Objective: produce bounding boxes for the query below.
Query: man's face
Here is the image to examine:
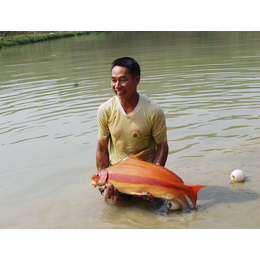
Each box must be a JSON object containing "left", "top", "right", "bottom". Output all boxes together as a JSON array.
[{"left": 111, "top": 66, "right": 140, "bottom": 101}]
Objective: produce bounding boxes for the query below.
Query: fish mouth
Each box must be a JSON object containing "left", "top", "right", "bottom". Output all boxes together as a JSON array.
[{"left": 90, "top": 180, "right": 97, "bottom": 187}]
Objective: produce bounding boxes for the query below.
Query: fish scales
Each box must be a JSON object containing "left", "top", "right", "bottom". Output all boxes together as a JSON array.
[
  {"left": 108, "top": 157, "right": 184, "bottom": 184},
  {"left": 108, "top": 173, "right": 185, "bottom": 200},
  {"left": 108, "top": 172, "right": 192, "bottom": 199}
]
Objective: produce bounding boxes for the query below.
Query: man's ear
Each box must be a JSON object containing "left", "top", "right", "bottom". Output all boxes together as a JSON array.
[{"left": 134, "top": 75, "right": 141, "bottom": 85}]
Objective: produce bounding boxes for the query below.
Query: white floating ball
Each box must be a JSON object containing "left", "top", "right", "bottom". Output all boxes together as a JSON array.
[
  {"left": 167, "top": 200, "right": 182, "bottom": 210},
  {"left": 229, "top": 169, "right": 245, "bottom": 184}
]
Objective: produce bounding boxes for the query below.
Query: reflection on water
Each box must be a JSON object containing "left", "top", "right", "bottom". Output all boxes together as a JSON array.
[{"left": 1, "top": 32, "right": 260, "bottom": 228}]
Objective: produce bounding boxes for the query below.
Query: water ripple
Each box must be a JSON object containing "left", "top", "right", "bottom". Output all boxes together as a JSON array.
[{"left": 1, "top": 32, "right": 260, "bottom": 228}]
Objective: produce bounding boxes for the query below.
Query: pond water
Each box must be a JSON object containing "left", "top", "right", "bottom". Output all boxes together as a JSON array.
[{"left": 1, "top": 31, "right": 260, "bottom": 229}]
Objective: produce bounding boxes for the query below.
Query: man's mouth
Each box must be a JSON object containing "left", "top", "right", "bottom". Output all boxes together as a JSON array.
[{"left": 117, "top": 91, "right": 126, "bottom": 95}]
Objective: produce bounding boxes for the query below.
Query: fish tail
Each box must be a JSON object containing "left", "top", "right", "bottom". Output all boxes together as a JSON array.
[{"left": 187, "top": 185, "right": 206, "bottom": 209}]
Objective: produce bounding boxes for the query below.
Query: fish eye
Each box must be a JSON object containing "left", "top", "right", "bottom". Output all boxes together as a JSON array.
[{"left": 96, "top": 173, "right": 99, "bottom": 177}]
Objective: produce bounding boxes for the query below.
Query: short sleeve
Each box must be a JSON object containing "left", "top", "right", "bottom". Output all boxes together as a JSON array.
[
  {"left": 151, "top": 109, "right": 167, "bottom": 144},
  {"left": 97, "top": 105, "right": 110, "bottom": 141}
]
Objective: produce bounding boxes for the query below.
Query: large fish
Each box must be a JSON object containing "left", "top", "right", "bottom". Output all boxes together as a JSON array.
[{"left": 90, "top": 150, "right": 206, "bottom": 209}]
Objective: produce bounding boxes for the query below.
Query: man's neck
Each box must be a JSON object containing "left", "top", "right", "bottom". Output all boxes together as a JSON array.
[{"left": 119, "top": 93, "right": 140, "bottom": 114}]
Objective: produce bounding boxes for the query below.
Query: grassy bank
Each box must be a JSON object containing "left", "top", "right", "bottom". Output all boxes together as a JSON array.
[{"left": 0, "top": 31, "right": 100, "bottom": 48}]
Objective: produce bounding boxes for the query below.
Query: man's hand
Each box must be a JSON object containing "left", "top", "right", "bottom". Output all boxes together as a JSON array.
[
  {"left": 139, "top": 191, "right": 154, "bottom": 200},
  {"left": 99, "top": 184, "right": 119, "bottom": 204},
  {"left": 99, "top": 184, "right": 118, "bottom": 198}
]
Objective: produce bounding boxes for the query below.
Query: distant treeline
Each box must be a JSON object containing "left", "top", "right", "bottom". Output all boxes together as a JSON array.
[{"left": 0, "top": 31, "right": 101, "bottom": 48}]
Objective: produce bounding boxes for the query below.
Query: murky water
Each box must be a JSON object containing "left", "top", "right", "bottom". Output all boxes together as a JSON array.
[{"left": 1, "top": 32, "right": 260, "bottom": 228}]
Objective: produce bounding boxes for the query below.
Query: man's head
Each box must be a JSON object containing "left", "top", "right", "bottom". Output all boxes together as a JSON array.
[
  {"left": 110, "top": 57, "right": 141, "bottom": 101},
  {"left": 111, "top": 57, "right": 141, "bottom": 79}
]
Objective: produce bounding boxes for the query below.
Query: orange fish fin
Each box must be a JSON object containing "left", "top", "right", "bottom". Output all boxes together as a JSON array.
[
  {"left": 175, "top": 194, "right": 190, "bottom": 208},
  {"left": 103, "top": 184, "right": 110, "bottom": 205},
  {"left": 187, "top": 185, "right": 206, "bottom": 209},
  {"left": 130, "top": 149, "right": 155, "bottom": 161}
]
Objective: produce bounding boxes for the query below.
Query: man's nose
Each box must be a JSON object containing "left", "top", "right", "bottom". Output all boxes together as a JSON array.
[{"left": 114, "top": 81, "right": 122, "bottom": 89}]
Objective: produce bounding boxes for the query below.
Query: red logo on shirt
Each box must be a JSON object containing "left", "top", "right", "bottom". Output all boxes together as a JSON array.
[{"left": 130, "top": 130, "right": 142, "bottom": 138}]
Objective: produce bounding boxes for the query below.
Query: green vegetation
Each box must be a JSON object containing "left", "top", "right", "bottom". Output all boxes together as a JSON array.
[{"left": 0, "top": 31, "right": 100, "bottom": 48}]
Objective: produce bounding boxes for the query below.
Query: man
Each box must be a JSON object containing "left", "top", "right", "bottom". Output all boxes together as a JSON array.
[{"left": 96, "top": 57, "right": 168, "bottom": 199}]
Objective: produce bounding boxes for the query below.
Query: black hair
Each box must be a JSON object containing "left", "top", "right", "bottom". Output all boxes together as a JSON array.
[{"left": 111, "top": 57, "right": 141, "bottom": 78}]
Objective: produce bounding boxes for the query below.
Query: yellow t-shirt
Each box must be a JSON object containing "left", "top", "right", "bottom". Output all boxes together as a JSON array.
[{"left": 97, "top": 94, "right": 167, "bottom": 164}]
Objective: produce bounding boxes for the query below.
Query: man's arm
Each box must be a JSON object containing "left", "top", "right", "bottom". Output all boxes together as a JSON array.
[
  {"left": 153, "top": 141, "right": 169, "bottom": 167},
  {"left": 96, "top": 139, "right": 119, "bottom": 200},
  {"left": 96, "top": 139, "right": 109, "bottom": 171}
]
